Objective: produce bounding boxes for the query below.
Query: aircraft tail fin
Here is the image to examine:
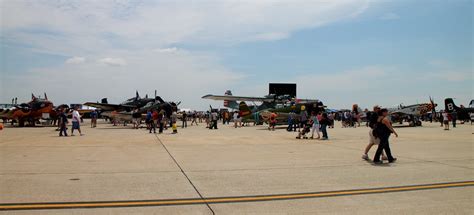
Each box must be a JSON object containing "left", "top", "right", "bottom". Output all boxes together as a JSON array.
[
  {"left": 223, "top": 90, "right": 239, "bottom": 109},
  {"left": 239, "top": 101, "right": 252, "bottom": 117},
  {"left": 444, "top": 98, "right": 459, "bottom": 113}
]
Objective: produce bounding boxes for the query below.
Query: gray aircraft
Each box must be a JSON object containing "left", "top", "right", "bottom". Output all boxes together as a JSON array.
[
  {"left": 388, "top": 98, "right": 436, "bottom": 126},
  {"left": 84, "top": 91, "right": 154, "bottom": 112}
]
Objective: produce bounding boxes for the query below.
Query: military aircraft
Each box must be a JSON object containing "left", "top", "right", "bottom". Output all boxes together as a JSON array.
[
  {"left": 239, "top": 100, "right": 326, "bottom": 125},
  {"left": 100, "top": 96, "right": 179, "bottom": 125},
  {"left": 202, "top": 90, "right": 319, "bottom": 111},
  {"left": 444, "top": 98, "right": 474, "bottom": 121},
  {"left": 0, "top": 93, "right": 56, "bottom": 126},
  {"left": 388, "top": 98, "right": 437, "bottom": 126},
  {"left": 84, "top": 91, "right": 155, "bottom": 112},
  {"left": 203, "top": 90, "right": 321, "bottom": 124}
]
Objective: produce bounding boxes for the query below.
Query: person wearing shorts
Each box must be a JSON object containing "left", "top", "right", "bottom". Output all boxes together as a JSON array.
[
  {"left": 442, "top": 112, "right": 449, "bottom": 130},
  {"left": 71, "top": 106, "right": 83, "bottom": 136}
]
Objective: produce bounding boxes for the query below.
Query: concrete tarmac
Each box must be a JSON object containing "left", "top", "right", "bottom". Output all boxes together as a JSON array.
[{"left": 0, "top": 120, "right": 472, "bottom": 214}]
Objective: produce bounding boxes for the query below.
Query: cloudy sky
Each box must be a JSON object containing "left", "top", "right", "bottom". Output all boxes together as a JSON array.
[{"left": 1, "top": 0, "right": 472, "bottom": 110}]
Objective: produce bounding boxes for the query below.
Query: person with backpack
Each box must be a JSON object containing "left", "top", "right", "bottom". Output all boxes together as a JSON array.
[
  {"left": 373, "top": 108, "right": 398, "bottom": 164},
  {"left": 362, "top": 106, "right": 387, "bottom": 160}
]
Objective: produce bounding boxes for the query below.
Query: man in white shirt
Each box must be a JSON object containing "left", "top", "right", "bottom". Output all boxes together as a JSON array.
[
  {"left": 71, "top": 106, "right": 83, "bottom": 136},
  {"left": 233, "top": 111, "right": 241, "bottom": 128}
]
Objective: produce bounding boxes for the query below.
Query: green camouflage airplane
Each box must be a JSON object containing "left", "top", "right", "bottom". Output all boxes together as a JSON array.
[{"left": 239, "top": 100, "right": 326, "bottom": 125}]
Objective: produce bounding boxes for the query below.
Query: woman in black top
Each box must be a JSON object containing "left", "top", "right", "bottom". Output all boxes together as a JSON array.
[{"left": 373, "top": 109, "right": 398, "bottom": 164}]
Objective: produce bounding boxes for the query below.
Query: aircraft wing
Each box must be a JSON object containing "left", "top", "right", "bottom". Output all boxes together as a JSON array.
[
  {"left": 83, "top": 102, "right": 135, "bottom": 111},
  {"left": 202, "top": 94, "right": 274, "bottom": 102}
]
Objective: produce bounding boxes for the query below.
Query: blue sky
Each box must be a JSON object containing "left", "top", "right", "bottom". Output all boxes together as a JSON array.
[{"left": 0, "top": 0, "right": 472, "bottom": 109}]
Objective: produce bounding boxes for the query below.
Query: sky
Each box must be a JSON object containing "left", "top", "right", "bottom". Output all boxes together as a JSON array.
[{"left": 0, "top": 0, "right": 472, "bottom": 110}]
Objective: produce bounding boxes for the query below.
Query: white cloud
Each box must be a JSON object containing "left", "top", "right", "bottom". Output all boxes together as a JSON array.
[
  {"left": 0, "top": 0, "right": 372, "bottom": 109},
  {"left": 380, "top": 12, "right": 400, "bottom": 20},
  {"left": 1, "top": 0, "right": 371, "bottom": 54},
  {"left": 154, "top": 47, "right": 179, "bottom": 53},
  {"left": 65, "top": 56, "right": 85, "bottom": 64},
  {"left": 1, "top": 50, "right": 245, "bottom": 109},
  {"left": 97, "top": 57, "right": 127, "bottom": 66}
]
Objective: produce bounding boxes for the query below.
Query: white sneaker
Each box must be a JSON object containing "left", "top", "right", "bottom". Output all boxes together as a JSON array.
[{"left": 362, "top": 154, "right": 369, "bottom": 160}]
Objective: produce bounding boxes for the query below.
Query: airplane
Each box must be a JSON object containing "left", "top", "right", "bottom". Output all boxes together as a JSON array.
[
  {"left": 101, "top": 96, "right": 179, "bottom": 125},
  {"left": 203, "top": 90, "right": 320, "bottom": 124},
  {"left": 239, "top": 100, "right": 326, "bottom": 126},
  {"left": 444, "top": 98, "right": 474, "bottom": 121},
  {"left": 387, "top": 98, "right": 437, "bottom": 126},
  {"left": 202, "top": 90, "right": 319, "bottom": 111},
  {"left": 0, "top": 93, "right": 56, "bottom": 126},
  {"left": 84, "top": 91, "right": 155, "bottom": 112}
]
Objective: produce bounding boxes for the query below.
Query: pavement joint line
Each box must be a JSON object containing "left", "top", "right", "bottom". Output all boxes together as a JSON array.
[
  {"left": 152, "top": 134, "right": 215, "bottom": 215},
  {"left": 0, "top": 181, "right": 472, "bottom": 211}
]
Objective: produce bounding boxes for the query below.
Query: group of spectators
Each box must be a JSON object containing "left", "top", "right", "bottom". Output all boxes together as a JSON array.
[{"left": 57, "top": 106, "right": 86, "bottom": 137}]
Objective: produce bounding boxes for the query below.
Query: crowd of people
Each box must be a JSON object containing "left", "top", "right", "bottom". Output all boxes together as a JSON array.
[{"left": 54, "top": 102, "right": 472, "bottom": 166}]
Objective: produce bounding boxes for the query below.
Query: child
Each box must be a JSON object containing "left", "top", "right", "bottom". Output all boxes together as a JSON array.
[
  {"left": 310, "top": 111, "right": 320, "bottom": 139},
  {"left": 296, "top": 120, "right": 312, "bottom": 139}
]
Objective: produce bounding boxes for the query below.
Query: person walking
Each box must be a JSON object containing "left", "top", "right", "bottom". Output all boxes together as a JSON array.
[
  {"left": 158, "top": 110, "right": 164, "bottom": 133},
  {"left": 58, "top": 108, "right": 68, "bottom": 137},
  {"left": 442, "top": 111, "right": 450, "bottom": 130},
  {"left": 451, "top": 111, "right": 457, "bottom": 128},
  {"left": 299, "top": 106, "right": 308, "bottom": 132},
  {"left": 132, "top": 108, "right": 140, "bottom": 129},
  {"left": 90, "top": 109, "right": 98, "bottom": 128},
  {"left": 362, "top": 106, "right": 387, "bottom": 160},
  {"left": 146, "top": 110, "right": 152, "bottom": 130},
  {"left": 320, "top": 113, "right": 329, "bottom": 140},
  {"left": 181, "top": 111, "right": 187, "bottom": 128},
  {"left": 210, "top": 111, "right": 218, "bottom": 129},
  {"left": 233, "top": 111, "right": 241, "bottom": 128},
  {"left": 373, "top": 109, "right": 398, "bottom": 164},
  {"left": 268, "top": 112, "right": 277, "bottom": 131},
  {"left": 287, "top": 111, "right": 296, "bottom": 132},
  {"left": 150, "top": 109, "right": 158, "bottom": 133},
  {"left": 71, "top": 106, "right": 83, "bottom": 136},
  {"left": 191, "top": 111, "right": 198, "bottom": 126}
]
